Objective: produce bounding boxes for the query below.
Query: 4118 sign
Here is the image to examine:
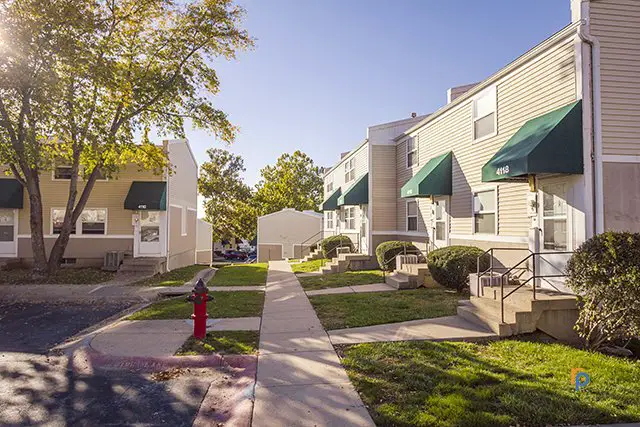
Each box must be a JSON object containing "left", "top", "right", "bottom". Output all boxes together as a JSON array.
[{"left": 495, "top": 165, "right": 510, "bottom": 176}]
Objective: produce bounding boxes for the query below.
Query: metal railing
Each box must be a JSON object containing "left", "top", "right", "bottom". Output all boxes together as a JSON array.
[
  {"left": 477, "top": 249, "right": 573, "bottom": 323},
  {"left": 380, "top": 245, "right": 425, "bottom": 279},
  {"left": 476, "top": 247, "right": 532, "bottom": 296}
]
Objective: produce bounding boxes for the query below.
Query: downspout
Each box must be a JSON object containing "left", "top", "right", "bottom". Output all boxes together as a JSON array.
[{"left": 577, "top": 17, "right": 604, "bottom": 235}]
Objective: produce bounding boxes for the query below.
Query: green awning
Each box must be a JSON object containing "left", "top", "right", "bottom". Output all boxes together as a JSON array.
[
  {"left": 338, "top": 173, "right": 369, "bottom": 206},
  {"left": 124, "top": 181, "right": 167, "bottom": 210},
  {"left": 0, "top": 179, "right": 24, "bottom": 208},
  {"left": 401, "top": 152, "right": 453, "bottom": 198},
  {"left": 322, "top": 188, "right": 341, "bottom": 211},
  {"left": 482, "top": 101, "right": 583, "bottom": 182}
]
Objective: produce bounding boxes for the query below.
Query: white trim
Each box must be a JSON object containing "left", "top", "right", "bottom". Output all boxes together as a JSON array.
[
  {"left": 471, "top": 186, "right": 498, "bottom": 235},
  {"left": 0, "top": 209, "right": 19, "bottom": 258},
  {"left": 371, "top": 230, "right": 430, "bottom": 237},
  {"left": 51, "top": 166, "right": 73, "bottom": 181},
  {"left": 187, "top": 207, "right": 198, "bottom": 212},
  {"left": 18, "top": 234, "right": 134, "bottom": 239},
  {"left": 323, "top": 139, "right": 368, "bottom": 177},
  {"left": 258, "top": 208, "right": 323, "bottom": 220},
  {"left": 406, "top": 135, "right": 419, "bottom": 169},
  {"left": 602, "top": 155, "right": 640, "bottom": 164},
  {"left": 181, "top": 206, "right": 187, "bottom": 236},
  {"left": 433, "top": 197, "right": 449, "bottom": 247},
  {"left": 80, "top": 208, "right": 108, "bottom": 235},
  {"left": 449, "top": 233, "right": 528, "bottom": 244},
  {"left": 344, "top": 157, "right": 356, "bottom": 183},
  {"left": 367, "top": 144, "right": 373, "bottom": 256},
  {"left": 169, "top": 203, "right": 183, "bottom": 209}
]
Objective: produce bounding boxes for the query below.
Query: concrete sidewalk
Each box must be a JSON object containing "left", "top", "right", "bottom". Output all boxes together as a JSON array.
[
  {"left": 306, "top": 282, "right": 395, "bottom": 296},
  {"left": 328, "top": 315, "right": 497, "bottom": 345},
  {"left": 252, "top": 261, "right": 375, "bottom": 426}
]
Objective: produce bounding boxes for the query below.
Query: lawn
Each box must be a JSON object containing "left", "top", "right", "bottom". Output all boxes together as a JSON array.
[
  {"left": 341, "top": 340, "right": 640, "bottom": 427},
  {"left": 176, "top": 331, "right": 259, "bottom": 356},
  {"left": 309, "top": 287, "right": 462, "bottom": 330},
  {"left": 208, "top": 263, "right": 268, "bottom": 286},
  {"left": 127, "top": 291, "right": 264, "bottom": 320},
  {"left": 299, "top": 269, "right": 384, "bottom": 291},
  {"left": 290, "top": 259, "right": 328, "bottom": 274},
  {"left": 133, "top": 264, "right": 209, "bottom": 286},
  {"left": 0, "top": 268, "right": 114, "bottom": 285}
]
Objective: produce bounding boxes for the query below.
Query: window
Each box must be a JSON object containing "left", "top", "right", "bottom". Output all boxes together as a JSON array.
[
  {"left": 344, "top": 207, "right": 355, "bottom": 230},
  {"left": 80, "top": 209, "right": 106, "bottom": 235},
  {"left": 407, "top": 136, "right": 418, "bottom": 168},
  {"left": 473, "top": 86, "right": 497, "bottom": 140},
  {"left": 344, "top": 158, "right": 355, "bottom": 183},
  {"left": 140, "top": 211, "right": 160, "bottom": 242},
  {"left": 52, "top": 209, "right": 76, "bottom": 234},
  {"left": 326, "top": 176, "right": 334, "bottom": 194},
  {"left": 54, "top": 166, "right": 73, "bottom": 180},
  {"left": 326, "top": 211, "right": 334, "bottom": 229},
  {"left": 542, "top": 183, "right": 568, "bottom": 250},
  {"left": 407, "top": 200, "right": 418, "bottom": 231},
  {"left": 473, "top": 189, "right": 496, "bottom": 234},
  {"left": 0, "top": 209, "right": 14, "bottom": 242},
  {"left": 434, "top": 200, "right": 446, "bottom": 241}
]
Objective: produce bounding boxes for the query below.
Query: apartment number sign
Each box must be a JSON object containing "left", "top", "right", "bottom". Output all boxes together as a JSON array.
[
  {"left": 138, "top": 204, "right": 147, "bottom": 210},
  {"left": 495, "top": 165, "right": 510, "bottom": 176}
]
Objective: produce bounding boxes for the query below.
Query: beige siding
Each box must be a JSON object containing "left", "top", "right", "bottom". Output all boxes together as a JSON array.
[
  {"left": 370, "top": 145, "right": 397, "bottom": 232},
  {"left": 591, "top": 0, "right": 640, "bottom": 156},
  {"left": 17, "top": 236, "right": 133, "bottom": 266},
  {"left": 399, "top": 34, "right": 577, "bottom": 240},
  {"left": 323, "top": 141, "right": 368, "bottom": 202},
  {"left": 168, "top": 206, "right": 197, "bottom": 270},
  {"left": 17, "top": 167, "right": 161, "bottom": 235},
  {"left": 603, "top": 162, "right": 640, "bottom": 232}
]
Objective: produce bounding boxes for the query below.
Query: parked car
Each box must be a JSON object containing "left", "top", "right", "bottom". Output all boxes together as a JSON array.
[{"left": 224, "top": 250, "right": 248, "bottom": 260}]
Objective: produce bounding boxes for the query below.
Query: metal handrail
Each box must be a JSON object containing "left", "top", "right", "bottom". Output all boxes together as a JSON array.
[
  {"left": 496, "top": 250, "right": 574, "bottom": 323},
  {"left": 476, "top": 247, "right": 532, "bottom": 296},
  {"left": 380, "top": 245, "right": 424, "bottom": 279}
]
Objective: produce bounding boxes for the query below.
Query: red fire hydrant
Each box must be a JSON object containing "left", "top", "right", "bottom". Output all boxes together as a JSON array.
[{"left": 187, "top": 279, "right": 211, "bottom": 339}]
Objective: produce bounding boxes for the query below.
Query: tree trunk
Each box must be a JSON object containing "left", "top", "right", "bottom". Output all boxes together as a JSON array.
[{"left": 26, "top": 176, "right": 48, "bottom": 274}]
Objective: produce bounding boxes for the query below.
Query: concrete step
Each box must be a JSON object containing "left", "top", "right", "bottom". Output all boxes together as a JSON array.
[
  {"left": 475, "top": 286, "right": 577, "bottom": 312},
  {"left": 118, "top": 264, "right": 158, "bottom": 273},
  {"left": 457, "top": 300, "right": 514, "bottom": 337},
  {"left": 385, "top": 272, "right": 414, "bottom": 290}
]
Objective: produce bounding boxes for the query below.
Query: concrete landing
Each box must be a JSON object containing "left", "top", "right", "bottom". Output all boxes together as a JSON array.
[
  {"left": 328, "top": 315, "right": 497, "bottom": 345},
  {"left": 252, "top": 261, "right": 375, "bottom": 426},
  {"left": 306, "top": 283, "right": 395, "bottom": 296}
]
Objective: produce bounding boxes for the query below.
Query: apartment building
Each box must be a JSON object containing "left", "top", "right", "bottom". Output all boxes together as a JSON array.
[
  {"left": 322, "top": 0, "right": 640, "bottom": 282},
  {"left": 322, "top": 116, "right": 426, "bottom": 255},
  {"left": 0, "top": 139, "right": 202, "bottom": 272}
]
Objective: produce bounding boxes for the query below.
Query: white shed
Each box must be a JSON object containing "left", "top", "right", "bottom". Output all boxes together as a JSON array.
[{"left": 257, "top": 209, "right": 323, "bottom": 262}]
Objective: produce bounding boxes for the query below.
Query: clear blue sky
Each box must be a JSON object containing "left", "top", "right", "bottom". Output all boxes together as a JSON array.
[{"left": 183, "top": 0, "right": 571, "bottom": 199}]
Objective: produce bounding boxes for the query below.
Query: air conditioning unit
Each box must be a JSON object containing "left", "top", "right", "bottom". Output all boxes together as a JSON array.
[{"left": 103, "top": 251, "right": 125, "bottom": 271}]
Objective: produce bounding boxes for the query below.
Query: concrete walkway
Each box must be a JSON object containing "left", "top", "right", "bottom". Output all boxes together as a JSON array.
[
  {"left": 329, "top": 315, "right": 497, "bottom": 345},
  {"left": 306, "top": 282, "right": 395, "bottom": 296},
  {"left": 158, "top": 285, "right": 265, "bottom": 296},
  {"left": 90, "top": 317, "right": 261, "bottom": 358},
  {"left": 252, "top": 261, "right": 375, "bottom": 426}
]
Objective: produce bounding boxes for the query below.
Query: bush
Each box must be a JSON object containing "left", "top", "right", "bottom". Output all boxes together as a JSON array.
[
  {"left": 321, "top": 235, "right": 354, "bottom": 259},
  {"left": 427, "top": 246, "right": 488, "bottom": 292},
  {"left": 566, "top": 231, "right": 640, "bottom": 350},
  {"left": 375, "top": 241, "right": 421, "bottom": 271}
]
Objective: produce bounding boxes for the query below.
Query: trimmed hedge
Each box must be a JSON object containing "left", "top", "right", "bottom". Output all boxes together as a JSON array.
[
  {"left": 376, "top": 241, "right": 421, "bottom": 271},
  {"left": 321, "top": 235, "right": 354, "bottom": 259},
  {"left": 427, "top": 245, "right": 488, "bottom": 291},
  {"left": 566, "top": 231, "right": 640, "bottom": 349}
]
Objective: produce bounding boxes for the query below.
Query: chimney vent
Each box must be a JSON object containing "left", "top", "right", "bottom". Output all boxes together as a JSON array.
[{"left": 411, "top": 112, "right": 417, "bottom": 118}]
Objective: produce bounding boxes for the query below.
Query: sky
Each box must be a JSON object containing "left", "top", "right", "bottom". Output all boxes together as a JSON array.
[{"left": 178, "top": 0, "right": 572, "bottom": 216}]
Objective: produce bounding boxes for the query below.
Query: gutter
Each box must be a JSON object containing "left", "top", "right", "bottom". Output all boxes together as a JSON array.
[{"left": 577, "top": 17, "right": 604, "bottom": 235}]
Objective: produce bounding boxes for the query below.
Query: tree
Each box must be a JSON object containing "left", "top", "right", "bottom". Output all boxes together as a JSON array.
[
  {"left": 0, "top": 0, "right": 253, "bottom": 273},
  {"left": 199, "top": 148, "right": 255, "bottom": 242},
  {"left": 253, "top": 151, "right": 323, "bottom": 216}
]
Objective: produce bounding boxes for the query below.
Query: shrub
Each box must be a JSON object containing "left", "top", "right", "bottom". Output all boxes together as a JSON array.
[
  {"left": 375, "top": 241, "right": 421, "bottom": 271},
  {"left": 566, "top": 231, "right": 640, "bottom": 350},
  {"left": 427, "top": 245, "right": 488, "bottom": 292},
  {"left": 321, "top": 235, "right": 354, "bottom": 259}
]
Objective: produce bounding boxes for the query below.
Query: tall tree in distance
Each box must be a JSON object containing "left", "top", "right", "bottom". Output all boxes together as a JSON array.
[
  {"left": 0, "top": 0, "right": 253, "bottom": 273},
  {"left": 254, "top": 151, "right": 323, "bottom": 216},
  {"left": 199, "top": 148, "right": 256, "bottom": 242}
]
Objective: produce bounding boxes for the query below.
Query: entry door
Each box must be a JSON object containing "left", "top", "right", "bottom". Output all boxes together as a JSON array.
[
  {"left": 433, "top": 199, "right": 449, "bottom": 249},
  {"left": 0, "top": 209, "right": 17, "bottom": 257},
  {"left": 136, "top": 211, "right": 163, "bottom": 256},
  {"left": 359, "top": 206, "right": 368, "bottom": 254}
]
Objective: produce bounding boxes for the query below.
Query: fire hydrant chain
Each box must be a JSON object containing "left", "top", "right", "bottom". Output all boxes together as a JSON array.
[{"left": 186, "top": 278, "right": 213, "bottom": 339}]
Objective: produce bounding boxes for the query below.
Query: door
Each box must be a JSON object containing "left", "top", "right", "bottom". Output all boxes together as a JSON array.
[
  {"left": 433, "top": 199, "right": 449, "bottom": 249},
  {"left": 359, "top": 206, "right": 368, "bottom": 254},
  {"left": 136, "top": 211, "right": 163, "bottom": 256},
  {"left": 0, "top": 209, "right": 17, "bottom": 257}
]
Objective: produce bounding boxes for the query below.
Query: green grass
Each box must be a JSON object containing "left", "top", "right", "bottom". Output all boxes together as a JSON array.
[
  {"left": 176, "top": 331, "right": 259, "bottom": 356},
  {"left": 341, "top": 340, "right": 640, "bottom": 427},
  {"left": 309, "top": 287, "right": 462, "bottom": 330},
  {"left": 290, "top": 259, "right": 328, "bottom": 273},
  {"left": 133, "top": 264, "right": 209, "bottom": 286},
  {"left": 208, "top": 263, "right": 268, "bottom": 286},
  {"left": 299, "top": 269, "right": 384, "bottom": 290},
  {"left": 127, "top": 291, "right": 265, "bottom": 320},
  {"left": 0, "top": 268, "right": 114, "bottom": 285}
]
